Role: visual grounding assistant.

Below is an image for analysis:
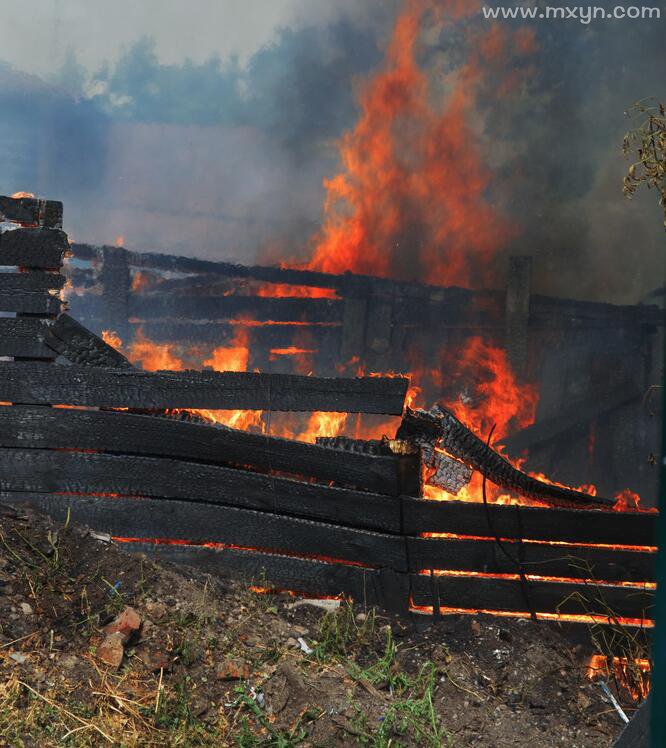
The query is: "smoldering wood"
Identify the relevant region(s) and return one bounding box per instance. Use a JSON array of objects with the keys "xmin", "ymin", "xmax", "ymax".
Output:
[
  {"xmin": 409, "ymin": 535, "xmax": 655, "ymax": 583},
  {"xmin": 0, "ymin": 448, "xmax": 402, "ymax": 533},
  {"xmin": 0, "ymin": 406, "xmax": 418, "ymax": 496},
  {"xmin": 0, "ymin": 272, "xmax": 66, "ymax": 293},
  {"xmin": 0, "ymin": 361, "xmax": 409, "ymax": 413},
  {"xmin": 0, "ymin": 318, "xmax": 56, "ymax": 359},
  {"xmin": 45, "ymin": 313, "xmax": 131, "ymax": 368},
  {"xmin": 0, "ymin": 229, "xmax": 68, "ymax": 268},
  {"xmin": 0, "ymin": 291, "xmax": 61, "ymax": 315},
  {"xmin": 398, "ymin": 407, "xmax": 615, "ymax": 508},
  {"xmin": 0, "ymin": 196, "xmax": 63, "ymax": 228},
  {"xmin": 425, "ymin": 449, "xmax": 472, "ymax": 494},
  {"xmin": 400, "ymin": 496, "xmax": 657, "ymax": 547},
  {"xmin": 7, "ymin": 493, "xmax": 409, "ymax": 571},
  {"xmin": 110, "ymin": 540, "xmax": 409, "ymax": 612},
  {"xmin": 411, "ymin": 574, "xmax": 654, "ymax": 619},
  {"xmin": 128, "ymin": 294, "xmax": 343, "ymax": 324}
]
